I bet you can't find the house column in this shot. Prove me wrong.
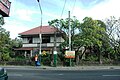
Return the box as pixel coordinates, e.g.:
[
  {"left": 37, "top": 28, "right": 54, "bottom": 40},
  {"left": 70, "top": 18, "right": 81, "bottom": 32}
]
[
  {"left": 30, "top": 50, "right": 33, "bottom": 57},
  {"left": 24, "top": 51, "right": 27, "bottom": 58}
]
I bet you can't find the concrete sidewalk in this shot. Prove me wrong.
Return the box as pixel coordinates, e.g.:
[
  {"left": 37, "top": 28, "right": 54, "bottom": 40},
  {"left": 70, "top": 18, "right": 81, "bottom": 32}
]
[{"left": 1, "top": 65, "right": 120, "bottom": 70}]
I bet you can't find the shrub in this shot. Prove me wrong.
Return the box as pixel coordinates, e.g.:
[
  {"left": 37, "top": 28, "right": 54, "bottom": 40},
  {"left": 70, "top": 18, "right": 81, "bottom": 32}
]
[{"left": 1, "top": 52, "right": 11, "bottom": 61}]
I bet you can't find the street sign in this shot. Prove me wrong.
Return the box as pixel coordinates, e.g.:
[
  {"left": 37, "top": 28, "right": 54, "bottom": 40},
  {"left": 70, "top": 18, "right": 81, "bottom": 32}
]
[{"left": 65, "top": 51, "right": 75, "bottom": 58}]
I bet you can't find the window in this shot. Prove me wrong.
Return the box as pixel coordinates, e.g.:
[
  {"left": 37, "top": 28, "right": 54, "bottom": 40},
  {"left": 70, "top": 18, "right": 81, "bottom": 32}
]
[
  {"left": 42, "top": 36, "right": 50, "bottom": 43},
  {"left": 28, "top": 37, "right": 32, "bottom": 43}
]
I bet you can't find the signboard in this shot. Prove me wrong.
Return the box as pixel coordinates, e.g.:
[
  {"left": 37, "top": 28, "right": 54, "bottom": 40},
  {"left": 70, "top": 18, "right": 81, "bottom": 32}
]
[
  {"left": 42, "top": 51, "right": 46, "bottom": 55},
  {"left": 54, "top": 51, "right": 57, "bottom": 54},
  {"left": 0, "top": 0, "right": 11, "bottom": 17},
  {"left": 65, "top": 51, "right": 75, "bottom": 58}
]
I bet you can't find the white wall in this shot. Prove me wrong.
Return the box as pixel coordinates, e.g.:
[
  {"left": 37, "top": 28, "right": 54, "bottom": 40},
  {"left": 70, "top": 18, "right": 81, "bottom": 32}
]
[
  {"left": 23, "top": 44, "right": 38, "bottom": 47},
  {"left": 33, "top": 37, "right": 39, "bottom": 43},
  {"left": 22, "top": 38, "right": 28, "bottom": 43}
]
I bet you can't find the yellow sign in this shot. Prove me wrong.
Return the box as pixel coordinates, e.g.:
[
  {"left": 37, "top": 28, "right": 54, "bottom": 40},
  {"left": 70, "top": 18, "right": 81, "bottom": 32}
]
[
  {"left": 65, "top": 51, "right": 75, "bottom": 58},
  {"left": 42, "top": 51, "right": 46, "bottom": 55}
]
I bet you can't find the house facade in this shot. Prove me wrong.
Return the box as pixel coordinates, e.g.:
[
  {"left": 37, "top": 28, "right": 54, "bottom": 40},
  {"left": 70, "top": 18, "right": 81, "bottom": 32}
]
[{"left": 17, "top": 26, "right": 65, "bottom": 57}]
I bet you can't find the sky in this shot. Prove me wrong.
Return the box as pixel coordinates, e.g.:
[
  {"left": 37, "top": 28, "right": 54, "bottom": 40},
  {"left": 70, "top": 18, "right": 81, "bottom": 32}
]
[{"left": 2, "top": 0, "right": 120, "bottom": 39}]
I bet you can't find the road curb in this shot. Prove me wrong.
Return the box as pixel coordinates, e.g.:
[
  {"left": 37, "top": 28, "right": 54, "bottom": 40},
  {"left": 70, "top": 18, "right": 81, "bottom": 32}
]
[{"left": 1, "top": 66, "right": 120, "bottom": 70}]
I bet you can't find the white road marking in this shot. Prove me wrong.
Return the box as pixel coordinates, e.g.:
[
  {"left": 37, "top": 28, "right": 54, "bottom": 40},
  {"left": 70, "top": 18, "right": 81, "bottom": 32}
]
[
  {"left": 102, "top": 75, "right": 120, "bottom": 77},
  {"left": 58, "top": 74, "right": 64, "bottom": 75},
  {"left": 8, "top": 74, "right": 23, "bottom": 77}
]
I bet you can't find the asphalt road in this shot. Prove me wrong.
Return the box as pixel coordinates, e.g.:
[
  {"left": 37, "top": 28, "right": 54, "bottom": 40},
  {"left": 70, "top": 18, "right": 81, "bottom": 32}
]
[{"left": 6, "top": 68, "right": 120, "bottom": 80}]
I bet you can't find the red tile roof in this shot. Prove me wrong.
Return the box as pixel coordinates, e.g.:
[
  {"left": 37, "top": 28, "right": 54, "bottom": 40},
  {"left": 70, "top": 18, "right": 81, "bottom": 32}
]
[{"left": 19, "top": 26, "right": 59, "bottom": 35}]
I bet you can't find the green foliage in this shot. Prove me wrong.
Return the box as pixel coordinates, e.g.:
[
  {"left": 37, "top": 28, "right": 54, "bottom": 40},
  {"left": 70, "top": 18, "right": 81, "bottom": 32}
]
[
  {"left": 41, "top": 53, "right": 51, "bottom": 65},
  {"left": 48, "top": 16, "right": 120, "bottom": 65},
  {"left": 1, "top": 52, "right": 11, "bottom": 61},
  {"left": 0, "top": 18, "right": 22, "bottom": 60},
  {"left": 87, "top": 55, "right": 98, "bottom": 61},
  {"left": 48, "top": 17, "right": 80, "bottom": 37},
  {"left": 0, "top": 27, "right": 11, "bottom": 61},
  {"left": 0, "top": 17, "right": 14, "bottom": 61},
  {"left": 76, "top": 17, "right": 106, "bottom": 47},
  {"left": 0, "top": 16, "right": 4, "bottom": 25},
  {"left": 48, "top": 17, "right": 108, "bottom": 64},
  {"left": 14, "top": 56, "right": 26, "bottom": 61},
  {"left": 10, "top": 38, "right": 22, "bottom": 48}
]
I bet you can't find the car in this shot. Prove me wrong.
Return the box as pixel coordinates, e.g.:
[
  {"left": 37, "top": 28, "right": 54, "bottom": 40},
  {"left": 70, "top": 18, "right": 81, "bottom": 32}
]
[{"left": 0, "top": 67, "right": 8, "bottom": 80}]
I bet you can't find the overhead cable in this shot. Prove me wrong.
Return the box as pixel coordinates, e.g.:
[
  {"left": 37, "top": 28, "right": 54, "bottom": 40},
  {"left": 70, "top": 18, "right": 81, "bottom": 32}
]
[
  {"left": 61, "top": 0, "right": 67, "bottom": 18},
  {"left": 71, "top": 0, "right": 76, "bottom": 14}
]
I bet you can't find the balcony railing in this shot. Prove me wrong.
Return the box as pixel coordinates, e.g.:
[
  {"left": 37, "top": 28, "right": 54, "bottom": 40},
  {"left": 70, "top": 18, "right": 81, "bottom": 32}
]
[{"left": 23, "top": 43, "right": 61, "bottom": 48}]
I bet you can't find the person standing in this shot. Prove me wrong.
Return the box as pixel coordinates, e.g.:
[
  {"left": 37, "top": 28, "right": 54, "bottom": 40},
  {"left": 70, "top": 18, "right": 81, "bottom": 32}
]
[{"left": 35, "top": 54, "right": 38, "bottom": 66}]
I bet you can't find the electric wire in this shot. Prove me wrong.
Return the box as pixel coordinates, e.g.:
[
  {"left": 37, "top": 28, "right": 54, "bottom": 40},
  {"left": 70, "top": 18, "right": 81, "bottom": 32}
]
[
  {"left": 61, "top": 0, "right": 67, "bottom": 18},
  {"left": 71, "top": 0, "right": 76, "bottom": 15}
]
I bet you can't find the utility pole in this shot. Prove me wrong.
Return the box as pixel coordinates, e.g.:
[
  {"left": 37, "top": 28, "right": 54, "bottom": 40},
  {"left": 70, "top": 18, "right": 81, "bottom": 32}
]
[
  {"left": 53, "top": 22, "right": 60, "bottom": 67},
  {"left": 68, "top": 11, "right": 72, "bottom": 66},
  {"left": 37, "top": 0, "right": 42, "bottom": 64},
  {"left": 68, "top": 11, "right": 71, "bottom": 51},
  {"left": 53, "top": 30, "right": 57, "bottom": 67}
]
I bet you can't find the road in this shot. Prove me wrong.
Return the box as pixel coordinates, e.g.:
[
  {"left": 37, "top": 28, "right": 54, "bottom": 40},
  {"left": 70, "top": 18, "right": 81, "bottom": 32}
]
[{"left": 6, "top": 68, "right": 120, "bottom": 80}]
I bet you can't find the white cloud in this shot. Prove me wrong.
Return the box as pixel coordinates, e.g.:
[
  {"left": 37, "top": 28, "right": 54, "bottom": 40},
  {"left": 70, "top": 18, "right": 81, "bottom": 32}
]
[
  {"left": 72, "top": 0, "right": 120, "bottom": 21},
  {"left": 9, "top": 0, "right": 38, "bottom": 22},
  {"left": 3, "top": 20, "right": 30, "bottom": 39},
  {"left": 3, "top": 0, "right": 120, "bottom": 39},
  {"left": 2, "top": 0, "right": 40, "bottom": 39},
  {"left": 89, "top": 0, "right": 120, "bottom": 19},
  {"left": 15, "top": 9, "right": 33, "bottom": 21}
]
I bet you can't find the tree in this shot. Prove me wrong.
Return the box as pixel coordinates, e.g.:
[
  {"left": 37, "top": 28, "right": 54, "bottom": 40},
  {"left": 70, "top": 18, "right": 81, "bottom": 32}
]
[
  {"left": 8, "top": 38, "right": 22, "bottom": 57},
  {"left": 0, "top": 26, "right": 11, "bottom": 61},
  {"left": 0, "top": 16, "right": 12, "bottom": 61},
  {"left": 0, "top": 16, "right": 4, "bottom": 25},
  {"left": 74, "top": 17, "right": 107, "bottom": 64},
  {"left": 48, "top": 17, "right": 80, "bottom": 65},
  {"left": 49, "top": 17, "right": 108, "bottom": 65},
  {"left": 10, "top": 38, "right": 22, "bottom": 48},
  {"left": 105, "top": 16, "right": 120, "bottom": 60}
]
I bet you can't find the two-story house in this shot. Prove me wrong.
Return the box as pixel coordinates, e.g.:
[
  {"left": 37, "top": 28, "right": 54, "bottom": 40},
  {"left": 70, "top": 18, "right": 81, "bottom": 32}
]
[{"left": 16, "top": 26, "right": 65, "bottom": 57}]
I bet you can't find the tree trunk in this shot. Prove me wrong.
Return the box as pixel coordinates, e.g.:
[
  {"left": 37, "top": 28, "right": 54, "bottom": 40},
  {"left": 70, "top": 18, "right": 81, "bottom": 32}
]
[
  {"left": 50, "top": 53, "right": 54, "bottom": 66},
  {"left": 80, "top": 48, "right": 86, "bottom": 60},
  {"left": 98, "top": 47, "right": 102, "bottom": 64},
  {"left": 75, "top": 52, "right": 79, "bottom": 65},
  {"left": 99, "top": 53, "right": 102, "bottom": 64},
  {"left": 75, "top": 46, "right": 86, "bottom": 65}
]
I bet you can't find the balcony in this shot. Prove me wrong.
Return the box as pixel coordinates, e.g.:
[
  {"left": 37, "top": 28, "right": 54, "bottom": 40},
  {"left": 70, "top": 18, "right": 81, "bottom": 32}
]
[
  {"left": 23, "top": 44, "right": 38, "bottom": 47},
  {"left": 23, "top": 43, "right": 61, "bottom": 48}
]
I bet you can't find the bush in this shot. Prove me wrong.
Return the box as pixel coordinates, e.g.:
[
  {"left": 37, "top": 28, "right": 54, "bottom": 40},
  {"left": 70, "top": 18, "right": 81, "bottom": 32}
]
[
  {"left": 15, "top": 56, "right": 26, "bottom": 61},
  {"left": 41, "top": 53, "right": 51, "bottom": 65},
  {"left": 1, "top": 52, "right": 11, "bottom": 61},
  {"left": 87, "top": 55, "right": 98, "bottom": 61}
]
